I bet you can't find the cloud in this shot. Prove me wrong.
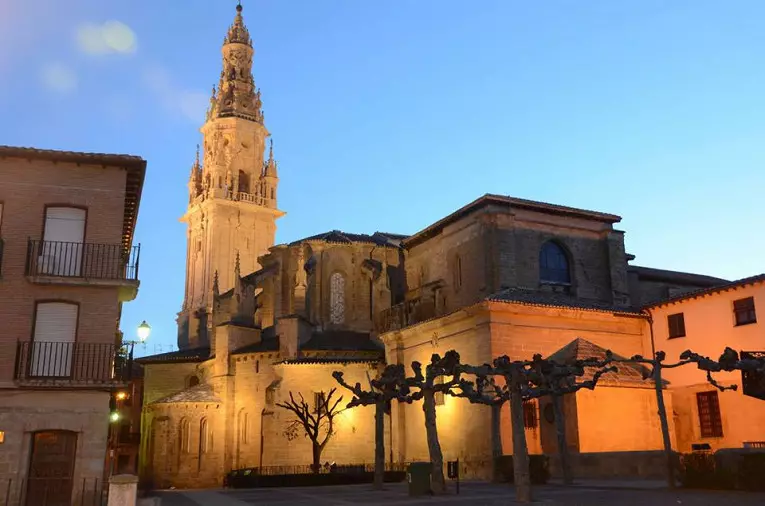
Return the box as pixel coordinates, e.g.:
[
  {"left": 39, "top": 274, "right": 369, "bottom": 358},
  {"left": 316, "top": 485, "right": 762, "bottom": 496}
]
[
  {"left": 142, "top": 64, "right": 207, "bottom": 122},
  {"left": 40, "top": 62, "right": 78, "bottom": 94},
  {"left": 76, "top": 21, "right": 137, "bottom": 55}
]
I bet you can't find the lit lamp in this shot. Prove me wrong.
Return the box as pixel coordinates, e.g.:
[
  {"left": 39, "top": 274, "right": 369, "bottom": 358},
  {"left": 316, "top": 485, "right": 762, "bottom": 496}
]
[{"left": 137, "top": 320, "right": 151, "bottom": 343}]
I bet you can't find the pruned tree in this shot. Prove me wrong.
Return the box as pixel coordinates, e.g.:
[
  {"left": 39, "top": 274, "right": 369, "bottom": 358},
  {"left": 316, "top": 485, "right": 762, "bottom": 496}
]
[
  {"left": 680, "top": 347, "right": 765, "bottom": 393},
  {"left": 525, "top": 352, "right": 617, "bottom": 486},
  {"left": 402, "top": 351, "right": 464, "bottom": 494},
  {"left": 454, "top": 368, "right": 508, "bottom": 482},
  {"left": 277, "top": 388, "right": 344, "bottom": 473},
  {"left": 332, "top": 365, "right": 409, "bottom": 489}
]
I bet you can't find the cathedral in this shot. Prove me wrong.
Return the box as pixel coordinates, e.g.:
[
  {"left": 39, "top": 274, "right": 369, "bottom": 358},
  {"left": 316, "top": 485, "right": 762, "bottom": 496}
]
[{"left": 137, "top": 5, "right": 732, "bottom": 488}]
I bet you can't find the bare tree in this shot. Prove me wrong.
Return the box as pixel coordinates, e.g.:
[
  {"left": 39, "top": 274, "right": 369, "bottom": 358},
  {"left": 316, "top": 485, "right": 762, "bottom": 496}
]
[
  {"left": 402, "top": 351, "right": 464, "bottom": 494},
  {"left": 277, "top": 388, "right": 344, "bottom": 473},
  {"left": 681, "top": 347, "right": 765, "bottom": 392},
  {"left": 332, "top": 365, "right": 409, "bottom": 489}
]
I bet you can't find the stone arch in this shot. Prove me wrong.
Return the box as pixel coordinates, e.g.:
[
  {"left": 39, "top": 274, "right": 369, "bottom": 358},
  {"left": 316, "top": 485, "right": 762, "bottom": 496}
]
[
  {"left": 539, "top": 240, "right": 572, "bottom": 286},
  {"left": 238, "top": 170, "right": 250, "bottom": 193}
]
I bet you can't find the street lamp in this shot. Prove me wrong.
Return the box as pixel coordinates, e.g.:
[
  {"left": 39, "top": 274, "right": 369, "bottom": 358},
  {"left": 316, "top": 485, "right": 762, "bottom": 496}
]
[{"left": 137, "top": 320, "right": 151, "bottom": 343}]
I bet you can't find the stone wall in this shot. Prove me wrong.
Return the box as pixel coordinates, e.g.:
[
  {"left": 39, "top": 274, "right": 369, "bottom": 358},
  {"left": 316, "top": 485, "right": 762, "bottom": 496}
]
[{"left": 547, "top": 450, "right": 672, "bottom": 479}]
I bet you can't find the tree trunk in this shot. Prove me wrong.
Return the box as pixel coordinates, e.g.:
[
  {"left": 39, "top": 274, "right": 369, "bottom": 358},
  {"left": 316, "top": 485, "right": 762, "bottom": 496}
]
[
  {"left": 374, "top": 399, "right": 386, "bottom": 490},
  {"left": 552, "top": 395, "right": 572, "bottom": 485},
  {"left": 653, "top": 363, "right": 675, "bottom": 489},
  {"left": 491, "top": 403, "right": 503, "bottom": 483},
  {"left": 312, "top": 443, "right": 321, "bottom": 474},
  {"left": 423, "top": 390, "right": 446, "bottom": 494},
  {"left": 510, "top": 383, "right": 531, "bottom": 503}
]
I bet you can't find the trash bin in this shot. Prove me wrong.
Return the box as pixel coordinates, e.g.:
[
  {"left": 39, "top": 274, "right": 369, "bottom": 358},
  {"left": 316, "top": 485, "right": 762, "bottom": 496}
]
[{"left": 407, "top": 462, "right": 433, "bottom": 496}]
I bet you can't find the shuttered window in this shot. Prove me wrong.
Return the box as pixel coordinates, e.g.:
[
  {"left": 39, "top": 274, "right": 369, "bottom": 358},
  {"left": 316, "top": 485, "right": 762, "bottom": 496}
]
[
  {"left": 523, "top": 400, "right": 538, "bottom": 429},
  {"left": 697, "top": 391, "right": 723, "bottom": 438},
  {"left": 667, "top": 313, "right": 686, "bottom": 338},
  {"left": 733, "top": 297, "right": 757, "bottom": 326},
  {"left": 41, "top": 207, "right": 86, "bottom": 276},
  {"left": 32, "top": 302, "right": 78, "bottom": 377}
]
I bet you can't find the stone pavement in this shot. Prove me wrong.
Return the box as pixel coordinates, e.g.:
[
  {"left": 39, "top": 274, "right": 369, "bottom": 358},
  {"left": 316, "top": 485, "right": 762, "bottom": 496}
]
[{"left": 154, "top": 481, "right": 765, "bottom": 506}]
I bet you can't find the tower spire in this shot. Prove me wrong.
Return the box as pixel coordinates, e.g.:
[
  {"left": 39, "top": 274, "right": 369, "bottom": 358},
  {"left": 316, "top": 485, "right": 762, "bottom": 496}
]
[{"left": 264, "top": 138, "right": 277, "bottom": 177}]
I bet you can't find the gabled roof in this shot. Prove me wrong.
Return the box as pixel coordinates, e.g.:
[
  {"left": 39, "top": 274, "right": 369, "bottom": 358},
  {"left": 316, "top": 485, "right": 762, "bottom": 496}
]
[
  {"left": 547, "top": 338, "right": 656, "bottom": 387},
  {"left": 645, "top": 274, "right": 765, "bottom": 309},
  {"left": 404, "top": 194, "right": 621, "bottom": 248},
  {"left": 136, "top": 347, "right": 211, "bottom": 364},
  {"left": 629, "top": 265, "right": 728, "bottom": 287},
  {"left": 487, "top": 287, "right": 643, "bottom": 315},
  {"left": 151, "top": 384, "right": 221, "bottom": 404},
  {"left": 287, "top": 230, "right": 405, "bottom": 247},
  {"left": 0, "top": 145, "right": 146, "bottom": 255}
]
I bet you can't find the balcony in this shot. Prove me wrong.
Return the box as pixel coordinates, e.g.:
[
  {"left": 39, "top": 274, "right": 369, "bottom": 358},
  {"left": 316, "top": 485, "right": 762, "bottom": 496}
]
[
  {"left": 375, "top": 297, "right": 437, "bottom": 334},
  {"left": 25, "top": 240, "right": 140, "bottom": 299},
  {"left": 14, "top": 341, "right": 130, "bottom": 388}
]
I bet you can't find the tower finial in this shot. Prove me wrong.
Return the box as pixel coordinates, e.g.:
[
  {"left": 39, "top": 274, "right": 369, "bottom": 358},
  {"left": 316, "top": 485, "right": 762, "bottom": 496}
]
[
  {"left": 237, "top": 0, "right": 243, "bottom": 12},
  {"left": 235, "top": 250, "right": 241, "bottom": 278},
  {"left": 213, "top": 270, "right": 220, "bottom": 297}
]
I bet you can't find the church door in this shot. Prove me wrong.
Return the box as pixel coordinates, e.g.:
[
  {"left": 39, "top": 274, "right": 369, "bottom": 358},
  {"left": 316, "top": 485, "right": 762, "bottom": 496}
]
[{"left": 26, "top": 431, "right": 77, "bottom": 506}]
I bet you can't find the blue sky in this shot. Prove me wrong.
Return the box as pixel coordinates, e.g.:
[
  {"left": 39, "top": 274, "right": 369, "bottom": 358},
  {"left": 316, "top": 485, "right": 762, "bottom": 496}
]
[{"left": 1, "top": 1, "right": 763, "bottom": 355}]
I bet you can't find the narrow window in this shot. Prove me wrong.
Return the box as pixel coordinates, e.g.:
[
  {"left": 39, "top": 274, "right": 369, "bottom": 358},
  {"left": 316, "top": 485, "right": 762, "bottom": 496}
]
[
  {"left": 667, "top": 313, "right": 686, "bottom": 338},
  {"left": 179, "top": 419, "right": 190, "bottom": 453},
  {"left": 539, "top": 241, "right": 570, "bottom": 285},
  {"left": 697, "top": 391, "right": 723, "bottom": 438},
  {"left": 200, "top": 418, "right": 210, "bottom": 453},
  {"left": 733, "top": 297, "right": 757, "bottom": 326},
  {"left": 238, "top": 170, "right": 250, "bottom": 194},
  {"left": 314, "top": 392, "right": 327, "bottom": 415},
  {"left": 329, "top": 272, "right": 345, "bottom": 324},
  {"left": 523, "top": 400, "right": 538, "bottom": 429},
  {"left": 239, "top": 411, "right": 249, "bottom": 445},
  {"left": 255, "top": 360, "right": 260, "bottom": 374},
  {"left": 434, "top": 377, "right": 445, "bottom": 406},
  {"left": 454, "top": 255, "right": 462, "bottom": 289},
  {"left": 270, "top": 188, "right": 275, "bottom": 200},
  {"left": 31, "top": 302, "right": 78, "bottom": 377},
  {"left": 266, "top": 388, "right": 275, "bottom": 405}
]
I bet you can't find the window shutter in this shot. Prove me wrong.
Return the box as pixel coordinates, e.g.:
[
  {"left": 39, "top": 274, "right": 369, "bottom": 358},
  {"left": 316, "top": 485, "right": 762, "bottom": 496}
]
[{"left": 32, "top": 302, "right": 77, "bottom": 377}]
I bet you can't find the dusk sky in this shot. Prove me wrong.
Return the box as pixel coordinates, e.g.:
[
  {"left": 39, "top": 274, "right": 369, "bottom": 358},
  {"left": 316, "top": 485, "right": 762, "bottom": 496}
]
[{"left": 1, "top": 1, "right": 763, "bottom": 355}]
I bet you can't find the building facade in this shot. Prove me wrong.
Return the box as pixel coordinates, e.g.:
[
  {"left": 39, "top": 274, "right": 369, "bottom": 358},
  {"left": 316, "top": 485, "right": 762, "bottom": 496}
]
[
  {"left": 0, "top": 146, "right": 145, "bottom": 505},
  {"left": 649, "top": 276, "right": 765, "bottom": 453},
  {"left": 138, "top": 4, "right": 762, "bottom": 489}
]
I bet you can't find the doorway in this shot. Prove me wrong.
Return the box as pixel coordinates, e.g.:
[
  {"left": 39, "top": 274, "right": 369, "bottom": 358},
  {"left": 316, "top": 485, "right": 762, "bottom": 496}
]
[
  {"left": 26, "top": 431, "right": 77, "bottom": 506},
  {"left": 41, "top": 207, "right": 86, "bottom": 276}
]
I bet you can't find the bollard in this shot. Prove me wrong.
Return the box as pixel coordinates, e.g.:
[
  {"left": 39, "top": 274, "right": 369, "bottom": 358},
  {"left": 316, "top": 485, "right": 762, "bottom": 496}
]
[{"left": 108, "top": 475, "right": 139, "bottom": 506}]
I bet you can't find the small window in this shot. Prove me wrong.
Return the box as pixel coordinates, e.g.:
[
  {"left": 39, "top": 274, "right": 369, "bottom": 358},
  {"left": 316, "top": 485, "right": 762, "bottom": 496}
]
[
  {"left": 329, "top": 272, "right": 345, "bottom": 324},
  {"left": 454, "top": 255, "right": 462, "bottom": 289},
  {"left": 199, "top": 418, "right": 210, "bottom": 453},
  {"left": 238, "top": 170, "right": 250, "bottom": 194},
  {"left": 239, "top": 411, "right": 249, "bottom": 445},
  {"left": 733, "top": 297, "right": 757, "bottom": 326},
  {"left": 434, "top": 377, "right": 445, "bottom": 406},
  {"left": 265, "top": 388, "right": 275, "bottom": 405},
  {"left": 667, "top": 313, "right": 686, "bottom": 339},
  {"left": 255, "top": 360, "right": 260, "bottom": 374},
  {"left": 523, "top": 401, "right": 538, "bottom": 429},
  {"left": 697, "top": 391, "right": 723, "bottom": 438},
  {"left": 539, "top": 241, "right": 570, "bottom": 285},
  {"left": 179, "top": 419, "right": 190, "bottom": 453},
  {"left": 314, "top": 391, "right": 327, "bottom": 415}
]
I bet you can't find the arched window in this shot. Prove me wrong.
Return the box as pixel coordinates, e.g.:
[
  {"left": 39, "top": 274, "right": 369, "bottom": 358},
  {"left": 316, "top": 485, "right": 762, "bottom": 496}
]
[
  {"left": 238, "top": 170, "right": 249, "bottom": 194},
  {"left": 239, "top": 411, "right": 249, "bottom": 445},
  {"left": 188, "top": 375, "right": 200, "bottom": 387},
  {"left": 199, "top": 418, "right": 210, "bottom": 454},
  {"left": 539, "top": 241, "right": 571, "bottom": 285},
  {"left": 330, "top": 272, "right": 345, "bottom": 324},
  {"left": 179, "top": 418, "right": 190, "bottom": 453}
]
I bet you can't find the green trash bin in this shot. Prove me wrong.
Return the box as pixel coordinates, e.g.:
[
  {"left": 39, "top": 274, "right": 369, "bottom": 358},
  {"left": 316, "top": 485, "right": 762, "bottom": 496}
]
[{"left": 407, "top": 462, "right": 433, "bottom": 496}]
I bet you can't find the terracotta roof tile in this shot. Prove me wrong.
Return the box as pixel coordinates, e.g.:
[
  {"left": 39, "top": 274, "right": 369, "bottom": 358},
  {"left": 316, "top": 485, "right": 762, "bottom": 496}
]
[
  {"left": 151, "top": 384, "right": 221, "bottom": 404},
  {"left": 136, "top": 347, "right": 211, "bottom": 364},
  {"left": 487, "top": 287, "right": 643, "bottom": 315},
  {"left": 546, "top": 338, "right": 655, "bottom": 387},
  {"left": 645, "top": 274, "right": 765, "bottom": 309}
]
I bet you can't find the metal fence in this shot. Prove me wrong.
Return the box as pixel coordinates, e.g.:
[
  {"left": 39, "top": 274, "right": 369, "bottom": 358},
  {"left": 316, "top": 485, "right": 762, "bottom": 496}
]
[
  {"left": 14, "top": 342, "right": 119, "bottom": 383},
  {"left": 247, "top": 462, "right": 411, "bottom": 476},
  {"left": 26, "top": 240, "right": 140, "bottom": 281},
  {"left": 2, "top": 477, "right": 107, "bottom": 506}
]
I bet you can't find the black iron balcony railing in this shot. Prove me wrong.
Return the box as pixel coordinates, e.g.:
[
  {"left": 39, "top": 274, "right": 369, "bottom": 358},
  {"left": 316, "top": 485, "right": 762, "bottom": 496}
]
[
  {"left": 14, "top": 341, "right": 129, "bottom": 384},
  {"left": 375, "top": 297, "right": 437, "bottom": 334},
  {"left": 25, "top": 239, "right": 140, "bottom": 281}
]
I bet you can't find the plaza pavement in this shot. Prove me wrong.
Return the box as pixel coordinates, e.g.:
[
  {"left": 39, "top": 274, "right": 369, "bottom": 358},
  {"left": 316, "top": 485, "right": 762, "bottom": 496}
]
[{"left": 152, "top": 480, "right": 765, "bottom": 505}]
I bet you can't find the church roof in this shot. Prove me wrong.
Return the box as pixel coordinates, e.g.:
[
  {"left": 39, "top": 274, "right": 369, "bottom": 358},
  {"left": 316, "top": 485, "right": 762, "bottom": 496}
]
[
  {"left": 644, "top": 273, "right": 765, "bottom": 309},
  {"left": 546, "top": 338, "right": 656, "bottom": 387},
  {"left": 280, "top": 357, "right": 384, "bottom": 366},
  {"left": 151, "top": 383, "right": 221, "bottom": 405},
  {"left": 288, "top": 230, "right": 406, "bottom": 247},
  {"left": 628, "top": 265, "right": 728, "bottom": 287},
  {"left": 302, "top": 331, "right": 384, "bottom": 352},
  {"left": 487, "top": 287, "right": 643, "bottom": 315},
  {"left": 136, "top": 347, "right": 211, "bottom": 364}
]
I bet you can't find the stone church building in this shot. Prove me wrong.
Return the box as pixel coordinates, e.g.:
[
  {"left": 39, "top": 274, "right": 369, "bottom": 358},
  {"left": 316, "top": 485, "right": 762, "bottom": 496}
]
[{"left": 138, "top": 5, "right": 733, "bottom": 488}]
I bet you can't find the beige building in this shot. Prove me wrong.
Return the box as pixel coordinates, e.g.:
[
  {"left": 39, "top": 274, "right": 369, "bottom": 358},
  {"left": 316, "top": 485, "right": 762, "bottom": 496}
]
[
  {"left": 0, "top": 146, "right": 146, "bottom": 505},
  {"left": 648, "top": 276, "right": 765, "bottom": 453},
  {"left": 138, "top": 3, "right": 761, "bottom": 489}
]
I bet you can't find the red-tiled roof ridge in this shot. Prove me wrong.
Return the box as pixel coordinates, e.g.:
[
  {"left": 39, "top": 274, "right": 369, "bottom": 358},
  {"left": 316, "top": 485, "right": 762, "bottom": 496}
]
[{"left": 645, "top": 273, "right": 765, "bottom": 309}]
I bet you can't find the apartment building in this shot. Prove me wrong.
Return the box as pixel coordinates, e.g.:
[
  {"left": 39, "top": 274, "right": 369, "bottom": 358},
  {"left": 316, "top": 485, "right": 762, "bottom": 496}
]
[
  {"left": 649, "top": 275, "right": 765, "bottom": 452},
  {"left": 0, "top": 146, "right": 146, "bottom": 506}
]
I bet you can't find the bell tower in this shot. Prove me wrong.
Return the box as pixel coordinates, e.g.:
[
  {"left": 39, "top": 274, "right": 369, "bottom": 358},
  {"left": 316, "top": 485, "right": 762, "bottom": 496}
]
[{"left": 178, "top": 3, "right": 284, "bottom": 350}]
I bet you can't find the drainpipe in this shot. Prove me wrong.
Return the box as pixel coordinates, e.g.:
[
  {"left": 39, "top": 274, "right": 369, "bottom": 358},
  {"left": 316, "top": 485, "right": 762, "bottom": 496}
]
[
  {"left": 643, "top": 308, "right": 656, "bottom": 357},
  {"left": 259, "top": 408, "right": 265, "bottom": 470}
]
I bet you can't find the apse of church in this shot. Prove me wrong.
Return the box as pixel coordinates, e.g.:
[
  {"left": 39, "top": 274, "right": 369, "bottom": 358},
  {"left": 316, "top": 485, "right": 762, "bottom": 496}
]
[{"left": 179, "top": 3, "right": 284, "bottom": 350}]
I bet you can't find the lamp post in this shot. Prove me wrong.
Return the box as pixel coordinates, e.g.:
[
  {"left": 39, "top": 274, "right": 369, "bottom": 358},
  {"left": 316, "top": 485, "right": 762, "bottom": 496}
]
[{"left": 125, "top": 320, "right": 151, "bottom": 363}]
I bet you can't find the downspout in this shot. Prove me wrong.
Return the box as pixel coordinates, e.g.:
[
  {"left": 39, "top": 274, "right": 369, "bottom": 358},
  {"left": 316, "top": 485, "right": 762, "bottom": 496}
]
[
  {"left": 643, "top": 308, "right": 656, "bottom": 357},
  {"left": 259, "top": 408, "right": 265, "bottom": 469}
]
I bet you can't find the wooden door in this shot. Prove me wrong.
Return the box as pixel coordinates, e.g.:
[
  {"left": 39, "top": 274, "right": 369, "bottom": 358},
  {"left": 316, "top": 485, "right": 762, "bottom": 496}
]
[{"left": 26, "top": 431, "right": 77, "bottom": 506}]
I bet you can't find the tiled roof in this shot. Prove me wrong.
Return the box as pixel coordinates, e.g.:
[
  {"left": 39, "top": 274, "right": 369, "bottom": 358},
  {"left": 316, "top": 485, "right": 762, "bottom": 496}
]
[
  {"left": 279, "top": 357, "right": 384, "bottom": 366},
  {"left": 0, "top": 145, "right": 146, "bottom": 255},
  {"left": 232, "top": 338, "right": 280, "bottom": 354},
  {"left": 301, "top": 331, "right": 384, "bottom": 352},
  {"left": 151, "top": 384, "right": 221, "bottom": 404},
  {"left": 487, "top": 287, "right": 644, "bottom": 315},
  {"left": 546, "top": 338, "right": 655, "bottom": 387},
  {"left": 288, "top": 230, "right": 404, "bottom": 247},
  {"left": 136, "top": 347, "right": 211, "bottom": 364},
  {"left": 645, "top": 274, "right": 765, "bottom": 309},
  {"left": 629, "top": 265, "right": 728, "bottom": 287},
  {"left": 404, "top": 194, "right": 621, "bottom": 248}
]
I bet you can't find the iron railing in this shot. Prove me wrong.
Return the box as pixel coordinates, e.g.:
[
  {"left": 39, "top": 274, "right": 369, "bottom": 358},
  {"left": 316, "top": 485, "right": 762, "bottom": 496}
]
[
  {"left": 14, "top": 341, "right": 128, "bottom": 384},
  {"left": 375, "top": 297, "right": 436, "bottom": 334},
  {"left": 25, "top": 240, "right": 140, "bottom": 281},
  {"left": 2, "top": 477, "right": 107, "bottom": 506}
]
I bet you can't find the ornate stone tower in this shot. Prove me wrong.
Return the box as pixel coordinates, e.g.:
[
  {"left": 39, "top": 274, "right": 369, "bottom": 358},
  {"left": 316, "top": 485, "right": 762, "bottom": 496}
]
[{"left": 178, "top": 3, "right": 284, "bottom": 349}]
